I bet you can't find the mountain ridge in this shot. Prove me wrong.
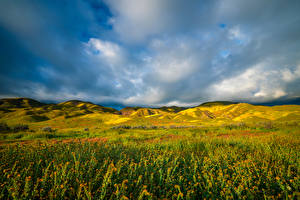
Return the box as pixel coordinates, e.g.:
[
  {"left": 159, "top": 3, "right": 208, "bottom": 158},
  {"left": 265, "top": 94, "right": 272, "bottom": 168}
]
[
  {"left": 0, "top": 98, "right": 299, "bottom": 128},
  {"left": 2, "top": 97, "right": 300, "bottom": 110}
]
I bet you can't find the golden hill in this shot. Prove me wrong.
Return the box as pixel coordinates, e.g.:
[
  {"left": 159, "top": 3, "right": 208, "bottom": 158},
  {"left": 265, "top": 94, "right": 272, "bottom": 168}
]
[
  {"left": 120, "top": 107, "right": 141, "bottom": 116},
  {"left": 0, "top": 98, "right": 119, "bottom": 125},
  {"left": 0, "top": 98, "right": 299, "bottom": 129},
  {"left": 175, "top": 103, "right": 300, "bottom": 123},
  {"left": 58, "top": 100, "right": 118, "bottom": 114}
]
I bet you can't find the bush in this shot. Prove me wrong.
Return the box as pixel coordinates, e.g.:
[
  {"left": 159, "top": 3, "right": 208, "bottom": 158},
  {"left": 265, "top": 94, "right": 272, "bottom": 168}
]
[
  {"left": 111, "top": 125, "right": 132, "bottom": 129},
  {"left": 256, "top": 122, "right": 274, "bottom": 130},
  {"left": 30, "top": 115, "right": 49, "bottom": 122},
  {"left": 224, "top": 123, "right": 248, "bottom": 130},
  {"left": 262, "top": 122, "right": 273, "bottom": 129},
  {"left": 0, "top": 122, "right": 10, "bottom": 132},
  {"left": 132, "top": 125, "right": 147, "bottom": 129},
  {"left": 12, "top": 124, "right": 29, "bottom": 132},
  {"left": 41, "top": 126, "right": 53, "bottom": 132}
]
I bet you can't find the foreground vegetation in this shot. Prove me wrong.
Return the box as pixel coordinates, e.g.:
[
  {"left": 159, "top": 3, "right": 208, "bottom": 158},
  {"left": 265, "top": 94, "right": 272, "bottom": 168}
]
[
  {"left": 0, "top": 126, "right": 299, "bottom": 199},
  {"left": 0, "top": 98, "right": 299, "bottom": 199}
]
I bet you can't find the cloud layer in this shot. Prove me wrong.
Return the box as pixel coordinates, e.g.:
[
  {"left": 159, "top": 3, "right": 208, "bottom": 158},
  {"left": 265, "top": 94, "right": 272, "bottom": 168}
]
[{"left": 0, "top": 0, "right": 300, "bottom": 106}]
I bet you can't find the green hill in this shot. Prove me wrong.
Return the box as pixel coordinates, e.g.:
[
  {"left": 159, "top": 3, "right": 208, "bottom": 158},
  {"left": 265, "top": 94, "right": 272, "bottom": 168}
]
[
  {"left": 198, "top": 101, "right": 237, "bottom": 107},
  {"left": 0, "top": 98, "right": 45, "bottom": 109}
]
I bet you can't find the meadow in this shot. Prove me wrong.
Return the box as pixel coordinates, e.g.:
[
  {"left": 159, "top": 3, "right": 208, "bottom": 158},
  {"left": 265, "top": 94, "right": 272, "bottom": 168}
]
[
  {"left": 0, "top": 98, "right": 299, "bottom": 199},
  {"left": 0, "top": 124, "right": 299, "bottom": 199}
]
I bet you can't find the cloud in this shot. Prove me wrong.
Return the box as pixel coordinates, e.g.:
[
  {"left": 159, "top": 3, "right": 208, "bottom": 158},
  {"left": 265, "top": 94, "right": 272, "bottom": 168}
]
[
  {"left": 228, "top": 26, "right": 251, "bottom": 45},
  {"left": 0, "top": 0, "right": 300, "bottom": 106},
  {"left": 86, "top": 38, "right": 124, "bottom": 62},
  {"left": 104, "top": 0, "right": 216, "bottom": 43},
  {"left": 281, "top": 65, "right": 300, "bottom": 82},
  {"left": 210, "top": 62, "right": 300, "bottom": 102},
  {"left": 148, "top": 38, "right": 200, "bottom": 83}
]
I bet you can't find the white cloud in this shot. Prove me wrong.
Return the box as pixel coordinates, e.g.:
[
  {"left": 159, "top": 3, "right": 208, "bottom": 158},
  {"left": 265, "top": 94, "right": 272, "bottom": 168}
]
[
  {"left": 281, "top": 64, "right": 300, "bottom": 82},
  {"left": 209, "top": 62, "right": 298, "bottom": 101},
  {"left": 211, "top": 66, "right": 259, "bottom": 97},
  {"left": 273, "top": 89, "right": 287, "bottom": 98},
  {"left": 124, "top": 87, "right": 164, "bottom": 105},
  {"left": 164, "top": 100, "right": 199, "bottom": 107},
  {"left": 85, "top": 38, "right": 125, "bottom": 66}
]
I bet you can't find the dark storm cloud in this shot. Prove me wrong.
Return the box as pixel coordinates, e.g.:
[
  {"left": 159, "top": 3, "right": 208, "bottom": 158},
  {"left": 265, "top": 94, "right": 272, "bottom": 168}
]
[
  {"left": 0, "top": 0, "right": 299, "bottom": 106},
  {"left": 0, "top": 0, "right": 132, "bottom": 101}
]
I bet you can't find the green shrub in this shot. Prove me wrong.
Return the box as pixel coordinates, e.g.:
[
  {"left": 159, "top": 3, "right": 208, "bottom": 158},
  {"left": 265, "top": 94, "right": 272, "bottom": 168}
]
[
  {"left": 0, "top": 122, "right": 10, "bottom": 133},
  {"left": 12, "top": 124, "right": 29, "bottom": 132}
]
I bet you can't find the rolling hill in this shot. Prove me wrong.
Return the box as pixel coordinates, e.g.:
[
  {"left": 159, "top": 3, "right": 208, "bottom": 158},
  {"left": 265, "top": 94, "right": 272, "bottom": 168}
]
[
  {"left": 0, "top": 98, "right": 45, "bottom": 109},
  {"left": 0, "top": 98, "right": 299, "bottom": 130}
]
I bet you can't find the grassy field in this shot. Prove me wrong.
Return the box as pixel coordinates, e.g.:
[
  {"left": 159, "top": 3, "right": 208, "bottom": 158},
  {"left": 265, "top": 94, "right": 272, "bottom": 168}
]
[
  {"left": 0, "top": 125, "right": 299, "bottom": 199},
  {"left": 0, "top": 98, "right": 299, "bottom": 199}
]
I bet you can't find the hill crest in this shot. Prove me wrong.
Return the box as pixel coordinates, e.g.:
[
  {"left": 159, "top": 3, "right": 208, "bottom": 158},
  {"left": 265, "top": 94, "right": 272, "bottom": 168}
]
[
  {"left": 1, "top": 98, "right": 300, "bottom": 126},
  {"left": 0, "top": 98, "right": 45, "bottom": 108}
]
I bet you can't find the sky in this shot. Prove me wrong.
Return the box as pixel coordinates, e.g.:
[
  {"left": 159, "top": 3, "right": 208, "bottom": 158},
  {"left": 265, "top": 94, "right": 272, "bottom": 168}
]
[{"left": 0, "top": 0, "right": 300, "bottom": 107}]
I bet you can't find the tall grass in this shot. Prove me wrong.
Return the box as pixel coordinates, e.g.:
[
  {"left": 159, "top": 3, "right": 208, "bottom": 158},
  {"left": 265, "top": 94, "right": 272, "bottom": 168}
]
[{"left": 0, "top": 133, "right": 299, "bottom": 199}]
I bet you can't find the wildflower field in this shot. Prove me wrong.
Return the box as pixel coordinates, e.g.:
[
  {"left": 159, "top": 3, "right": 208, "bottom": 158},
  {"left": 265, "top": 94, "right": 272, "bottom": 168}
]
[{"left": 0, "top": 125, "right": 299, "bottom": 199}]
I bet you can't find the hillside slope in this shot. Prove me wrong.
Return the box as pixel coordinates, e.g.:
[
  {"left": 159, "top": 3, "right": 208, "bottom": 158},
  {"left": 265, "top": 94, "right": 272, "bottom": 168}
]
[
  {"left": 0, "top": 98, "right": 45, "bottom": 109},
  {"left": 0, "top": 98, "right": 119, "bottom": 125},
  {"left": 0, "top": 98, "right": 299, "bottom": 130},
  {"left": 175, "top": 103, "right": 300, "bottom": 123}
]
